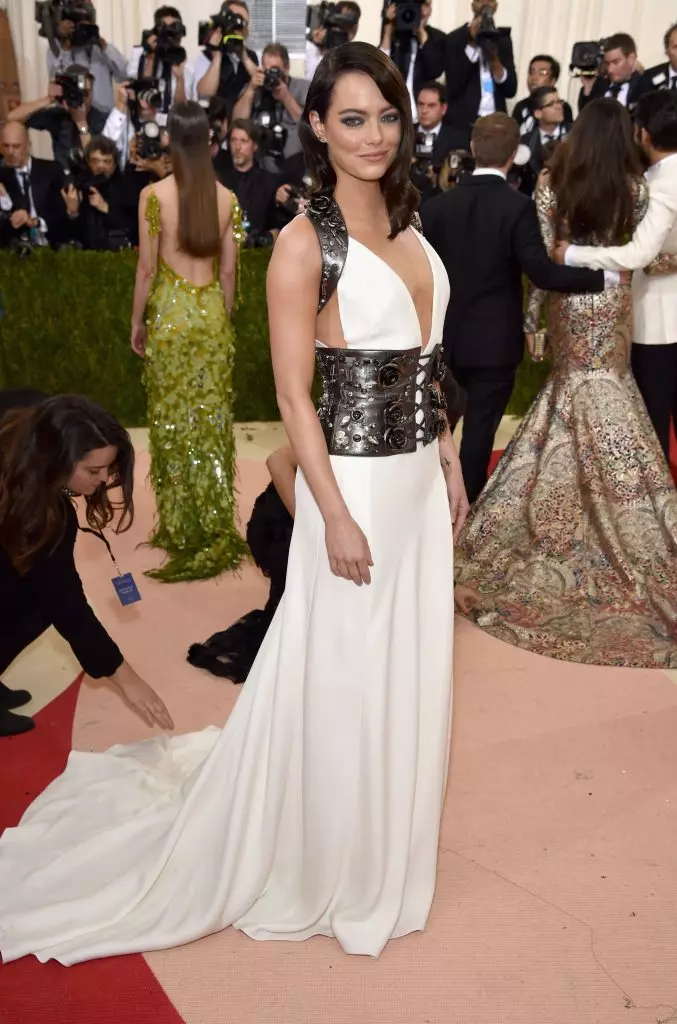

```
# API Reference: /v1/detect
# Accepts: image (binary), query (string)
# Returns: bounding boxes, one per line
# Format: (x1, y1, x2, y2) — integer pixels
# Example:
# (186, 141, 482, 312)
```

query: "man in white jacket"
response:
(558, 91, 677, 458)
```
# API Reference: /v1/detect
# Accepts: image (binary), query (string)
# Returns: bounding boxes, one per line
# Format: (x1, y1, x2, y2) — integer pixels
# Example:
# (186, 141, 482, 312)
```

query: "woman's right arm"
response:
(267, 219, 373, 586)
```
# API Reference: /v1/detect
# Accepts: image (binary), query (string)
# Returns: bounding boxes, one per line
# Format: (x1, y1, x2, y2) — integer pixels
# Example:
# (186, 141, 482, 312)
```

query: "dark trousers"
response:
(0, 610, 48, 677)
(453, 364, 517, 504)
(630, 342, 677, 461)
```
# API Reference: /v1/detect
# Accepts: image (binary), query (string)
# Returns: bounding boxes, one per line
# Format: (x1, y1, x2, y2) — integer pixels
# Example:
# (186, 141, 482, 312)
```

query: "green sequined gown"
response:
(142, 191, 247, 582)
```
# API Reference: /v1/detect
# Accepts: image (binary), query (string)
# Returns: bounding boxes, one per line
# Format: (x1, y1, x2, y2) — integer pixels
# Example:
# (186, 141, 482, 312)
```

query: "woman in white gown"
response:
(0, 42, 467, 965)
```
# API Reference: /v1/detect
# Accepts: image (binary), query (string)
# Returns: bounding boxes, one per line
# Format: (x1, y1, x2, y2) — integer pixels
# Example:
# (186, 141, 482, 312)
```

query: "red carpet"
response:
(0, 677, 185, 1024)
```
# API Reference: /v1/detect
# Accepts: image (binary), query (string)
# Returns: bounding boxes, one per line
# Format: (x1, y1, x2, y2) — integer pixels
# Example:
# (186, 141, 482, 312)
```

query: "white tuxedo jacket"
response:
(566, 153, 677, 345)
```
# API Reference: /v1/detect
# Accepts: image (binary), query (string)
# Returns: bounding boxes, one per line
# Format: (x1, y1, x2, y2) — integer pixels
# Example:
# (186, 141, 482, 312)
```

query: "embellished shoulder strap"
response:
(145, 183, 161, 238)
(305, 194, 348, 313)
(411, 211, 422, 232)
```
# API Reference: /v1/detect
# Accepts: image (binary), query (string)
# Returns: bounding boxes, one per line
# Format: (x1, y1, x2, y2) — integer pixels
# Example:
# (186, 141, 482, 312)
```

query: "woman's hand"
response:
(325, 513, 373, 586)
(131, 322, 147, 357)
(110, 663, 174, 730)
(442, 452, 470, 540)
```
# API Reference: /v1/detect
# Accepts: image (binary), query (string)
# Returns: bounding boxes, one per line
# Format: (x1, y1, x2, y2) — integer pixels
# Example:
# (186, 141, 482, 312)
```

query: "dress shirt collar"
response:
(472, 167, 507, 180)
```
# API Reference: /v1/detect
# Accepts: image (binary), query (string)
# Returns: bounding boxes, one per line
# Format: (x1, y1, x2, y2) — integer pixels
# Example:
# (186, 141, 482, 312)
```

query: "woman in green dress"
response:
(130, 101, 247, 582)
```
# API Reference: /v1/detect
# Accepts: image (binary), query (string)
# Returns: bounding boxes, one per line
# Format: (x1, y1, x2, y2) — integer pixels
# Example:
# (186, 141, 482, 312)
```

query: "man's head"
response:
(154, 5, 182, 28)
(471, 112, 519, 171)
(85, 136, 118, 178)
(471, 0, 497, 16)
(603, 33, 637, 84)
(1, 122, 30, 168)
(416, 82, 447, 130)
(664, 22, 677, 72)
(527, 54, 560, 93)
(532, 86, 565, 130)
(229, 118, 258, 170)
(262, 42, 291, 73)
(224, 1, 250, 39)
(57, 3, 95, 40)
(635, 90, 677, 161)
(336, 2, 361, 41)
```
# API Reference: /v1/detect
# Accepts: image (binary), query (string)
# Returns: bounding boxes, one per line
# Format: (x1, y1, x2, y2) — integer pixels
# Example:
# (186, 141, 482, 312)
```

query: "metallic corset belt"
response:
(316, 343, 448, 457)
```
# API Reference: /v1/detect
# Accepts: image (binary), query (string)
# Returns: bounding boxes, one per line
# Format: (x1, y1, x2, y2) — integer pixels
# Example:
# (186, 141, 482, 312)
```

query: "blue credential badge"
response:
(112, 572, 142, 606)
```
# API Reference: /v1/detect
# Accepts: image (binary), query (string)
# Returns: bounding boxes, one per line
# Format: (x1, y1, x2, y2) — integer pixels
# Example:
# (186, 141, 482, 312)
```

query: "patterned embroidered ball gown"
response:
(455, 180, 677, 668)
(0, 198, 454, 964)
(143, 186, 247, 582)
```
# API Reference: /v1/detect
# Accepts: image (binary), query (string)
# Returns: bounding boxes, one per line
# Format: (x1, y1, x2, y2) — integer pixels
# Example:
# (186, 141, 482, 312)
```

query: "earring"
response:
(317, 134, 327, 144)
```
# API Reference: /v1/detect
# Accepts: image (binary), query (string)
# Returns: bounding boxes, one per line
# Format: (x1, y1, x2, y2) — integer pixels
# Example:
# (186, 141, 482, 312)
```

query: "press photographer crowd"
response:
(1, 0, 675, 254)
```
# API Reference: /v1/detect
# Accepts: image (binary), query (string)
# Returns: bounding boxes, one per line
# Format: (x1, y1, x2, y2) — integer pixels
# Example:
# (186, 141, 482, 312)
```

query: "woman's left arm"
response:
(438, 418, 469, 539)
(130, 186, 158, 356)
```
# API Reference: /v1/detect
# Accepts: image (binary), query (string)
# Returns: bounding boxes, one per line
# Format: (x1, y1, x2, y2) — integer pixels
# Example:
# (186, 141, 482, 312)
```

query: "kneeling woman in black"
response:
(0, 394, 173, 737)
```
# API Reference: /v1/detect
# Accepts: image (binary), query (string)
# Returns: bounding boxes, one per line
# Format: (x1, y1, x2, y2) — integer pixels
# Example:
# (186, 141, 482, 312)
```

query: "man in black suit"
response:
(636, 21, 677, 98)
(443, 0, 517, 151)
(578, 33, 643, 116)
(519, 86, 571, 196)
(512, 55, 574, 135)
(380, 2, 445, 117)
(0, 123, 68, 250)
(421, 113, 620, 504)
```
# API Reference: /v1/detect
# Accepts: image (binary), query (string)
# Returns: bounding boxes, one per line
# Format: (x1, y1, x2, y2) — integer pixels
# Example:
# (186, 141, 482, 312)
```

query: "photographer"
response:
(411, 83, 456, 203)
(518, 87, 570, 196)
(0, 123, 68, 251)
(6, 65, 106, 170)
(195, 1, 259, 112)
(512, 55, 573, 135)
(306, 2, 361, 81)
(61, 136, 128, 250)
(103, 80, 164, 169)
(222, 119, 279, 247)
(43, 2, 127, 116)
(578, 34, 643, 115)
(443, 0, 517, 150)
(208, 97, 233, 183)
(127, 6, 194, 125)
(274, 152, 310, 229)
(232, 44, 309, 171)
(380, 2, 445, 116)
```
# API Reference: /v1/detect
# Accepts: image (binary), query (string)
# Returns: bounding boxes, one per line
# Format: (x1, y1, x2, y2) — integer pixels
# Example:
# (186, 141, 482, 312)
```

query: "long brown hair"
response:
(550, 98, 643, 243)
(169, 101, 221, 258)
(0, 395, 135, 575)
(299, 42, 418, 238)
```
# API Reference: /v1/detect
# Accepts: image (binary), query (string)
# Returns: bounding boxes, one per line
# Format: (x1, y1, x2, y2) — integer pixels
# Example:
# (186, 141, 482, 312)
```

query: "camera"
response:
(128, 77, 163, 110)
(476, 3, 499, 43)
(387, 0, 423, 36)
(136, 121, 164, 161)
(54, 69, 89, 109)
(255, 116, 288, 160)
(142, 20, 187, 67)
(570, 40, 604, 76)
(306, 2, 359, 51)
(199, 4, 247, 48)
(413, 127, 435, 170)
(262, 67, 286, 93)
(35, 1, 99, 54)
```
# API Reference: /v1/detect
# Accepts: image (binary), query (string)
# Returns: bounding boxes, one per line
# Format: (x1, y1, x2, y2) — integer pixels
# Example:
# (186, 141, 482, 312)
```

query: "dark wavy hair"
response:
(299, 41, 418, 237)
(550, 99, 643, 243)
(0, 395, 134, 574)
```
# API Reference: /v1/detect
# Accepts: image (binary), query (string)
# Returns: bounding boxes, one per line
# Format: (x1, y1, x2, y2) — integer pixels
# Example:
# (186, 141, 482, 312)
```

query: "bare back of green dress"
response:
(143, 187, 247, 582)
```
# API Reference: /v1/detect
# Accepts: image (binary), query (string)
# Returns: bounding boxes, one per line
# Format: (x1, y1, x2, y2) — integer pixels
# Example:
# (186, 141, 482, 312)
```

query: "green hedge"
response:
(0, 249, 545, 425)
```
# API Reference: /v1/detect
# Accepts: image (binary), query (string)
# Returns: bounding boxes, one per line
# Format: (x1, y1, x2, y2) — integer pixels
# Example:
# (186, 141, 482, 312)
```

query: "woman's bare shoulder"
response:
(274, 214, 321, 265)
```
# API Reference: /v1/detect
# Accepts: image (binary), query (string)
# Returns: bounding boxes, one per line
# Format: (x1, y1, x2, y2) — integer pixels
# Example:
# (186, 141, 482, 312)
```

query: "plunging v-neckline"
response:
(349, 230, 436, 354)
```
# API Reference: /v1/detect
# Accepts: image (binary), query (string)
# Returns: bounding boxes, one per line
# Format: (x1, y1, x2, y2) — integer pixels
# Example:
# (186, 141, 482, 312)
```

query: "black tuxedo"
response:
(512, 95, 574, 136)
(388, 25, 446, 101)
(578, 70, 643, 116)
(636, 61, 677, 99)
(421, 174, 605, 501)
(0, 158, 68, 250)
(443, 24, 517, 149)
(518, 123, 570, 196)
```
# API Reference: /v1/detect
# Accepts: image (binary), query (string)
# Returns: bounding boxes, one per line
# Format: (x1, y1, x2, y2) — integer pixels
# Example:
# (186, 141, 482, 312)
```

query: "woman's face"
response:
(67, 445, 118, 496)
(310, 71, 403, 184)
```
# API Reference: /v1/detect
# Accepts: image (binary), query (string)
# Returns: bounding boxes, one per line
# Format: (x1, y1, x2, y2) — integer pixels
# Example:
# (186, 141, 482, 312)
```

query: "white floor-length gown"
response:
(0, 226, 454, 965)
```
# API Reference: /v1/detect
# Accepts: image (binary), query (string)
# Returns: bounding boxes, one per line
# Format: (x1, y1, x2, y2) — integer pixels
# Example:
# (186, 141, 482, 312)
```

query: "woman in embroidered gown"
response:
(455, 99, 677, 668)
(131, 101, 247, 582)
(0, 43, 467, 965)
